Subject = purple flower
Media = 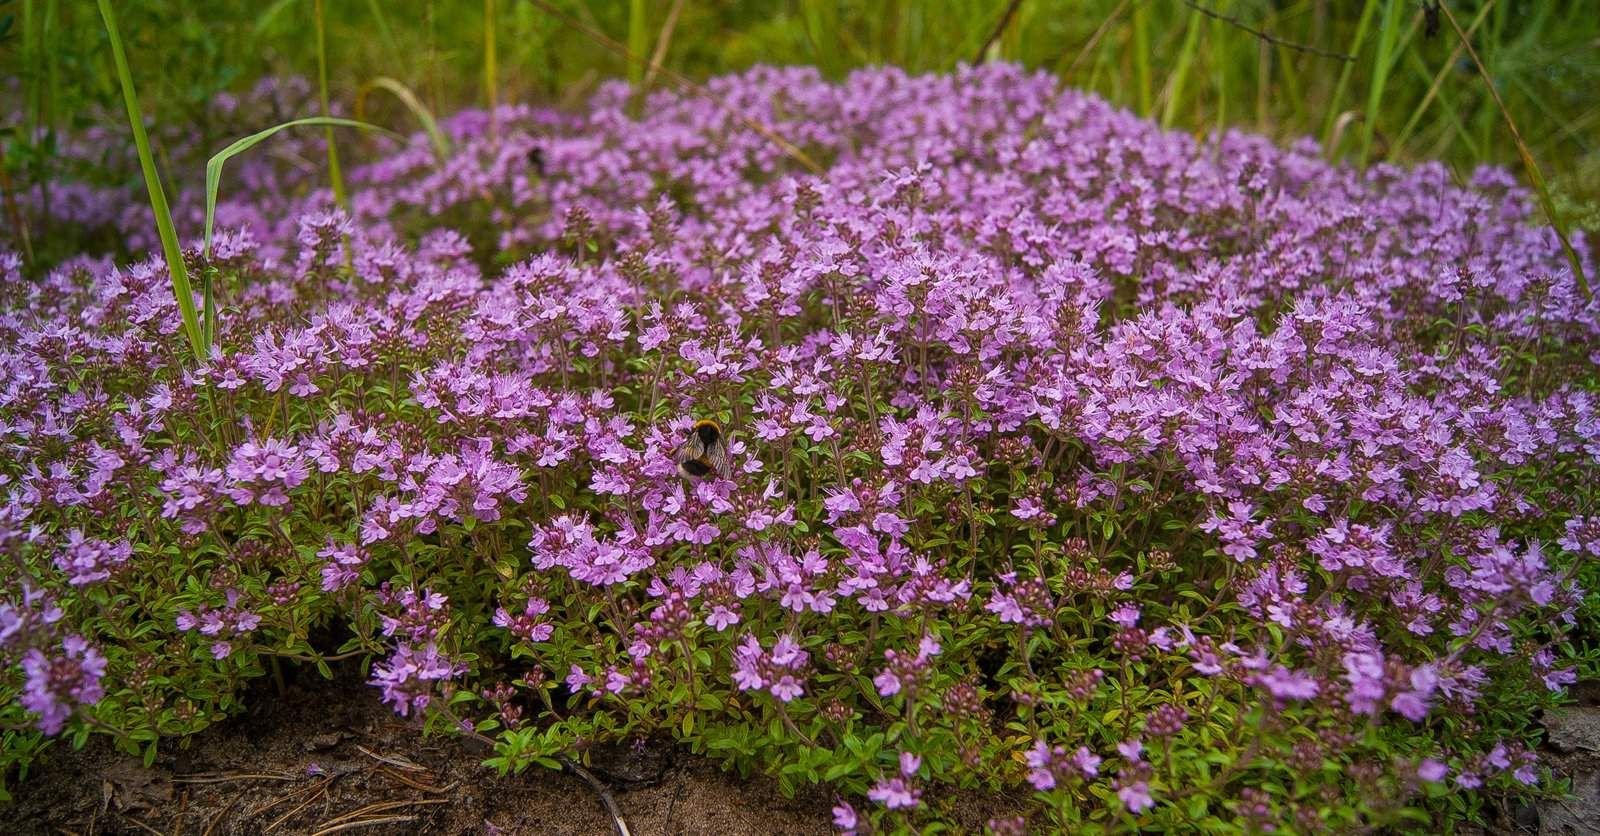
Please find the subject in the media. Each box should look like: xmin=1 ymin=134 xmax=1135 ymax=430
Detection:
xmin=20 ymin=635 xmax=106 ymax=734
xmin=1117 ymin=780 xmax=1154 ymax=813
xmin=52 ymin=530 xmax=132 ymax=587
xmin=730 ymin=634 xmax=811 ymax=703
xmin=832 ymin=802 xmax=859 ymax=832
xmin=371 ymin=642 xmax=465 ymax=717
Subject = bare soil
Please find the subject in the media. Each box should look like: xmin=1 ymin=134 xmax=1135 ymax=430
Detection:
xmin=14 ymin=666 xmax=1597 ymax=834
xmin=1536 ymin=681 xmax=1600 ymax=836
xmin=12 ymin=667 xmax=835 ymax=836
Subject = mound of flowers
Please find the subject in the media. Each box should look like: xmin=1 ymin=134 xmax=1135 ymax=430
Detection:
xmin=2 ymin=64 xmax=1597 ymax=831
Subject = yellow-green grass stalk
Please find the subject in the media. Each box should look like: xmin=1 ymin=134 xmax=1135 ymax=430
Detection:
xmin=356 ymin=77 xmax=452 ymax=163
xmin=1210 ymin=1 xmax=1228 ymax=143
xmin=1438 ymin=1 xmax=1587 ymax=296
xmin=627 ymin=0 xmax=647 ymax=87
xmin=364 ymin=0 xmax=403 ymax=68
xmin=1160 ymin=3 xmax=1205 ymax=130
xmin=97 ymin=0 xmax=206 ymax=363
xmin=1131 ymin=0 xmax=1152 ymax=115
xmin=1358 ymin=0 xmax=1408 ymax=167
xmin=313 ymin=0 xmax=348 ymax=210
xmin=1391 ymin=0 xmax=1495 ymax=158
xmin=1320 ymin=0 xmax=1378 ymax=154
xmin=484 ymin=0 xmax=499 ymax=141
xmin=1273 ymin=42 xmax=1306 ymax=131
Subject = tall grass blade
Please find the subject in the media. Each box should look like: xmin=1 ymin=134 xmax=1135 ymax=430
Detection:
xmin=484 ymin=0 xmax=498 ymax=141
xmin=364 ymin=0 xmax=402 ymax=68
xmin=356 ymin=78 xmax=451 ymax=163
xmin=203 ymin=117 xmax=396 ymax=259
xmin=1358 ymin=0 xmax=1406 ymax=166
xmin=313 ymin=0 xmax=347 ymax=209
xmin=1321 ymin=0 xmax=1378 ymax=154
xmin=96 ymin=0 xmax=205 ymax=362
xmin=202 ymin=266 xmax=217 ymax=348
xmin=642 ymin=0 xmax=686 ymax=92
xmin=1392 ymin=0 xmax=1495 ymax=156
xmin=1131 ymin=1 xmax=1152 ymax=115
xmin=1438 ymin=2 xmax=1588 ymax=296
xmin=1161 ymin=6 xmax=1205 ymax=130
xmin=526 ymin=0 xmax=823 ymax=174
xmin=627 ymin=0 xmax=647 ymax=87
xmin=1060 ymin=0 xmax=1131 ymax=83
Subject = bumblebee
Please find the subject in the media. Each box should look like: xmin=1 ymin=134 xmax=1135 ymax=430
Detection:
xmin=675 ymin=419 xmax=733 ymax=480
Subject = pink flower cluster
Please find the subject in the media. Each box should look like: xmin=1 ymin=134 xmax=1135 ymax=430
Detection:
xmin=2 ymin=63 xmax=1595 ymax=829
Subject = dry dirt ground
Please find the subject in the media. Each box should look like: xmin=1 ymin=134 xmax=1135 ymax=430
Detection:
xmin=1537 ymin=681 xmax=1600 ymax=835
xmin=12 ymin=669 xmax=1600 ymax=835
xmin=12 ymin=667 xmax=836 ymax=836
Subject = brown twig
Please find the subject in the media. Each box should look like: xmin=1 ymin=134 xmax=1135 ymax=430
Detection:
xmin=123 ymin=817 xmax=169 ymax=836
xmin=200 ymin=794 xmax=243 ymax=836
xmin=309 ymin=816 xmax=418 ymax=835
xmin=171 ymin=789 xmax=189 ymax=836
xmin=642 ymin=0 xmax=686 ymax=91
xmin=260 ymin=776 xmax=334 ymax=832
xmin=318 ymin=798 xmax=448 ymax=828
xmin=378 ymin=766 xmax=451 ymax=793
xmin=975 ymin=0 xmax=1024 ymax=65
xmin=525 ymin=0 xmax=823 ymax=175
xmin=172 ymin=771 xmax=297 ymax=784
xmin=558 ymin=754 xmax=633 ymax=836
xmin=354 ymin=745 xmax=426 ymax=771
xmin=1181 ymin=0 xmax=1354 ymax=62
xmin=1063 ymin=0 xmax=1133 ymax=79
xmin=1436 ymin=1 xmax=1589 ymax=297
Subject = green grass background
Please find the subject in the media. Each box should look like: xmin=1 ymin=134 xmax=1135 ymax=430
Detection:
xmin=2 ymin=0 xmax=1598 ymax=231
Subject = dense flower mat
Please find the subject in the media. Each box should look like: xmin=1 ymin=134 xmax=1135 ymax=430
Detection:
xmin=3 ymin=64 xmax=1598 ymax=831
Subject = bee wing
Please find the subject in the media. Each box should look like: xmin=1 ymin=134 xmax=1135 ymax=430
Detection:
xmin=673 ymin=435 xmax=704 ymax=464
xmin=705 ymin=440 xmax=734 ymax=479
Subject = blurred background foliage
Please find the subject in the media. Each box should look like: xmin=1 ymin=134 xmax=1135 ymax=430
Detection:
xmin=2 ymin=0 xmax=1598 ymax=232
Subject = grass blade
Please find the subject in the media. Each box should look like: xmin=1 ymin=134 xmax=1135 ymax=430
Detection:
xmin=364 ymin=0 xmax=402 ymax=66
xmin=1131 ymin=0 xmax=1152 ymax=115
xmin=627 ymin=0 xmax=647 ymax=87
xmin=1438 ymin=2 xmax=1588 ymax=296
xmin=97 ymin=0 xmax=205 ymax=363
xmin=357 ymin=77 xmax=451 ymax=163
xmin=1358 ymin=0 xmax=1407 ymax=166
xmin=313 ymin=0 xmax=347 ymax=209
xmin=203 ymin=117 xmax=395 ymax=259
xmin=1160 ymin=5 xmax=1205 ymax=130
xmin=642 ymin=0 xmax=686 ymax=92
xmin=1392 ymin=0 xmax=1495 ymax=156
xmin=1320 ymin=0 xmax=1378 ymax=154
xmin=484 ymin=0 xmax=498 ymax=141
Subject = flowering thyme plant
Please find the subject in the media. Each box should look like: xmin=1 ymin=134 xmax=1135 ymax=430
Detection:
xmin=2 ymin=64 xmax=1598 ymax=831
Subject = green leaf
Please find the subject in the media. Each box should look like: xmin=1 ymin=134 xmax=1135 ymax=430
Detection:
xmin=204 ymin=117 xmax=396 ymax=257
